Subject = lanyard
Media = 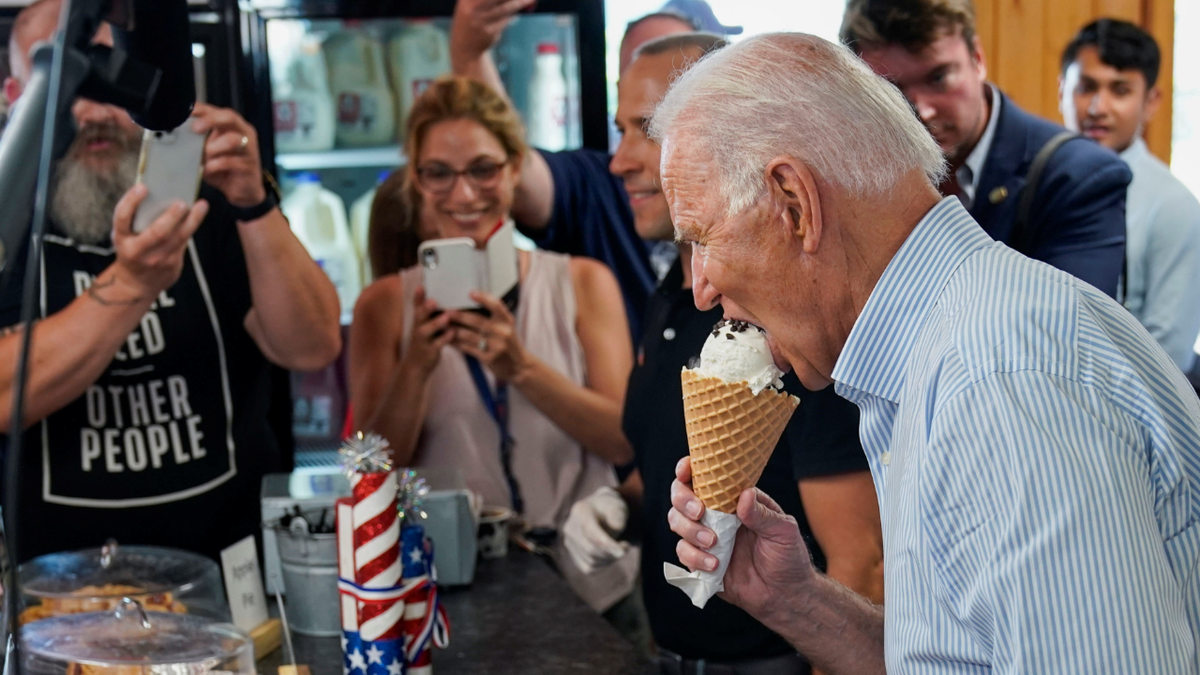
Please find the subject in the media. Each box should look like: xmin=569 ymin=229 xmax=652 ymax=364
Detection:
xmin=464 ymin=355 xmax=524 ymax=515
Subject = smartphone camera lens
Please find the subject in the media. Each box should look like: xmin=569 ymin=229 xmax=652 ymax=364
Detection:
xmin=421 ymin=248 xmax=438 ymax=269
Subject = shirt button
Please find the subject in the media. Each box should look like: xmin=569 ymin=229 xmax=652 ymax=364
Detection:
xmin=663 ymin=328 xmax=676 ymax=340
xmin=881 ymin=451 xmax=891 ymax=466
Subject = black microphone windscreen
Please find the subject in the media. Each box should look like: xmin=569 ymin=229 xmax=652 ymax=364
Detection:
xmin=110 ymin=0 xmax=195 ymax=130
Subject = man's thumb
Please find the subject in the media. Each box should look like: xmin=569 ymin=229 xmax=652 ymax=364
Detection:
xmin=736 ymin=488 xmax=793 ymax=540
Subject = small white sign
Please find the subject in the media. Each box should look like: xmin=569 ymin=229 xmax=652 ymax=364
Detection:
xmin=220 ymin=535 xmax=269 ymax=631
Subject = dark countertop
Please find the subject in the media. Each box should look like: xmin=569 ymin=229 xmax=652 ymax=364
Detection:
xmin=260 ymin=549 xmax=655 ymax=675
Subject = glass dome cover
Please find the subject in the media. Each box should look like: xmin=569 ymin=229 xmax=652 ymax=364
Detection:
xmin=20 ymin=599 xmax=254 ymax=675
xmin=20 ymin=542 xmax=230 ymax=624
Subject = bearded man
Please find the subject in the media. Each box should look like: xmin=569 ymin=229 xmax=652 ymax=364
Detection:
xmin=0 ymin=0 xmax=341 ymax=562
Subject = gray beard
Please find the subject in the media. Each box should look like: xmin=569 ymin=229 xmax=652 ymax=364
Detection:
xmin=49 ymin=149 xmax=138 ymax=246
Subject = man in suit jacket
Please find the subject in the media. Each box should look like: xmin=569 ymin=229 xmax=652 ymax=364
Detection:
xmin=841 ymin=0 xmax=1130 ymax=298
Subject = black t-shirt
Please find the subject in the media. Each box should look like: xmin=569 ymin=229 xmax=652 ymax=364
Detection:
xmin=623 ymin=260 xmax=869 ymax=662
xmin=0 ymin=184 xmax=279 ymax=563
xmin=517 ymin=149 xmax=657 ymax=341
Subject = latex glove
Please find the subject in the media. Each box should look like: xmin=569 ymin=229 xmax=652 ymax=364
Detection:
xmin=563 ymin=486 xmax=630 ymax=574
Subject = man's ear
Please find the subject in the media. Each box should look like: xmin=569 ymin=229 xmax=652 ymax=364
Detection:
xmin=4 ymin=77 xmax=22 ymax=107
xmin=971 ymin=34 xmax=987 ymax=81
xmin=1144 ymin=85 xmax=1163 ymax=124
xmin=765 ymin=156 xmax=821 ymax=254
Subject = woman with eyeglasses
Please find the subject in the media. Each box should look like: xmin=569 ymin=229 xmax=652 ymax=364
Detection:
xmin=349 ymin=76 xmax=639 ymax=613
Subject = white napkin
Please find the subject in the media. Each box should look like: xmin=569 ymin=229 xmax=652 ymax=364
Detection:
xmin=663 ymin=509 xmax=742 ymax=608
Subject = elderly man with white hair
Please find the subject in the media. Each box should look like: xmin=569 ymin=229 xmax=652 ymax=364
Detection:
xmin=663 ymin=32 xmax=1200 ymax=674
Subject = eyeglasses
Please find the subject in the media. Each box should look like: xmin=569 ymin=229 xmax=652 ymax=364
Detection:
xmin=416 ymin=159 xmax=508 ymax=194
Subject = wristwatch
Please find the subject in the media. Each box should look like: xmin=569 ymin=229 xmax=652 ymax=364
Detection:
xmin=228 ymin=171 xmax=281 ymax=222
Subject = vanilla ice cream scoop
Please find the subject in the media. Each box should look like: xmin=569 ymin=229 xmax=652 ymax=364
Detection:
xmin=692 ymin=320 xmax=784 ymax=395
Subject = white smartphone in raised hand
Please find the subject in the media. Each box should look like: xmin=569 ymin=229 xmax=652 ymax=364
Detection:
xmin=418 ymin=221 xmax=520 ymax=312
xmin=419 ymin=237 xmax=480 ymax=311
xmin=132 ymin=123 xmax=209 ymax=234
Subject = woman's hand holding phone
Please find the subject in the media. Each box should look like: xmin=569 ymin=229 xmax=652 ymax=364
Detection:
xmin=401 ymin=287 xmax=456 ymax=380
xmin=449 ymin=291 xmax=530 ymax=383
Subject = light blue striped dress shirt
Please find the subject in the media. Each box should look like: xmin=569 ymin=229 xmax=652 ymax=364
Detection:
xmin=832 ymin=197 xmax=1200 ymax=673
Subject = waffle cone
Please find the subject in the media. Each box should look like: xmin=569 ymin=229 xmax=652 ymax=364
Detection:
xmin=681 ymin=369 xmax=799 ymax=514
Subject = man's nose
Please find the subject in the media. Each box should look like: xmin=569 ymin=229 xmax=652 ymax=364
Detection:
xmin=609 ymin=137 xmax=639 ymax=177
xmin=908 ymin=93 xmax=936 ymax=123
xmin=1087 ymin=91 xmax=1105 ymax=116
xmin=72 ymin=98 xmax=117 ymax=125
xmin=691 ymin=248 xmax=720 ymax=311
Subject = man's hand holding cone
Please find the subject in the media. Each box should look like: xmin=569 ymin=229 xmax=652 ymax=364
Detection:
xmin=668 ymin=457 xmax=820 ymax=624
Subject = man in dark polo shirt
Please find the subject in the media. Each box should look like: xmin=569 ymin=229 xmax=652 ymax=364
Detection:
xmin=450 ymin=0 xmax=701 ymax=339
xmin=553 ymin=35 xmax=883 ymax=675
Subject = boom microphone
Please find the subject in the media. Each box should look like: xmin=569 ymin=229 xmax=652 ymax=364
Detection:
xmin=108 ymin=0 xmax=195 ymax=130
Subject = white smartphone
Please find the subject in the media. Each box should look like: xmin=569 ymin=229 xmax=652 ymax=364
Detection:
xmin=419 ymin=237 xmax=481 ymax=310
xmin=132 ymin=123 xmax=209 ymax=234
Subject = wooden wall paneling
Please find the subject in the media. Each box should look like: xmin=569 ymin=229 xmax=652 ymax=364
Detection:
xmin=974 ymin=0 xmax=997 ymax=78
xmin=1143 ymin=0 xmax=1174 ymax=163
xmin=976 ymin=0 xmax=1174 ymax=164
xmin=1093 ymin=0 xmax=1141 ymax=22
xmin=994 ymin=0 xmax=1048 ymax=114
xmin=1042 ymin=0 xmax=1096 ymax=127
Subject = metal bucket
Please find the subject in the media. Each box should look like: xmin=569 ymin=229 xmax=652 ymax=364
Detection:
xmin=273 ymin=526 xmax=339 ymax=637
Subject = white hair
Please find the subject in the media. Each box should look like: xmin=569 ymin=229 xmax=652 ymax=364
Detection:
xmin=649 ymin=32 xmax=945 ymax=216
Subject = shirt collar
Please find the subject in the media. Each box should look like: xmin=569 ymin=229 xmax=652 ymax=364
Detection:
xmin=1119 ymin=136 xmax=1148 ymax=163
xmin=831 ymin=197 xmax=995 ymax=403
xmin=957 ymin=84 xmax=1002 ymax=204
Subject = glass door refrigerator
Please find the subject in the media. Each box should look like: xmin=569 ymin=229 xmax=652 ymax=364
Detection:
xmin=236 ymin=0 xmax=606 ymax=455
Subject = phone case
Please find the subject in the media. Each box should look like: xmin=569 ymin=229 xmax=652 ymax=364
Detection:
xmin=485 ymin=221 xmax=518 ymax=299
xmin=419 ymin=237 xmax=481 ymax=310
xmin=132 ymin=123 xmax=208 ymax=234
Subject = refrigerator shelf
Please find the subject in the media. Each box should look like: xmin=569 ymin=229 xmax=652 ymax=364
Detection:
xmin=276 ymin=145 xmax=406 ymax=171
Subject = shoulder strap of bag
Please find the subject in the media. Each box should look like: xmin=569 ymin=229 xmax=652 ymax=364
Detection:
xmin=1011 ymin=130 xmax=1078 ymax=255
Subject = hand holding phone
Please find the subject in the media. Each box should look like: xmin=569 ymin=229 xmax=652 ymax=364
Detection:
xmin=132 ymin=123 xmax=209 ymax=234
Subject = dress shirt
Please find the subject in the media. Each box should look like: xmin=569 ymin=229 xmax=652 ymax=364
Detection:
xmin=1119 ymin=137 xmax=1200 ymax=372
xmin=954 ymin=84 xmax=1001 ymax=208
xmin=832 ymin=197 xmax=1200 ymax=673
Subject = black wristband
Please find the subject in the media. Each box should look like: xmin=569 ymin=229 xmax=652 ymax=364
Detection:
xmin=228 ymin=190 xmax=278 ymax=222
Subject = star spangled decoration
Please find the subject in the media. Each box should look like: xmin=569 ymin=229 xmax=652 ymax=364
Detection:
xmin=360 ymin=639 xmax=404 ymax=675
xmin=341 ymin=431 xmax=394 ymax=476
xmin=366 ymin=644 xmax=384 ymax=665
xmin=348 ymin=647 xmax=367 ymax=672
xmin=408 ymin=547 xmax=423 ymax=565
xmin=396 ymin=468 xmax=429 ymax=524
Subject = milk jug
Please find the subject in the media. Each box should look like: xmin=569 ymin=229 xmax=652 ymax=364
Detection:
xmin=389 ymin=21 xmax=452 ymax=135
xmin=273 ymin=36 xmax=337 ymax=153
xmin=282 ymin=172 xmax=361 ymax=323
xmin=349 ymin=170 xmax=393 ymax=286
xmin=324 ymin=30 xmax=397 ymax=148
xmin=527 ymin=42 xmax=568 ymax=151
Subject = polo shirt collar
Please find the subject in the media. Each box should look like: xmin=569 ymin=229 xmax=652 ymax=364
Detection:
xmin=831 ymin=196 xmax=993 ymax=403
xmin=1119 ymin=136 xmax=1148 ymax=164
